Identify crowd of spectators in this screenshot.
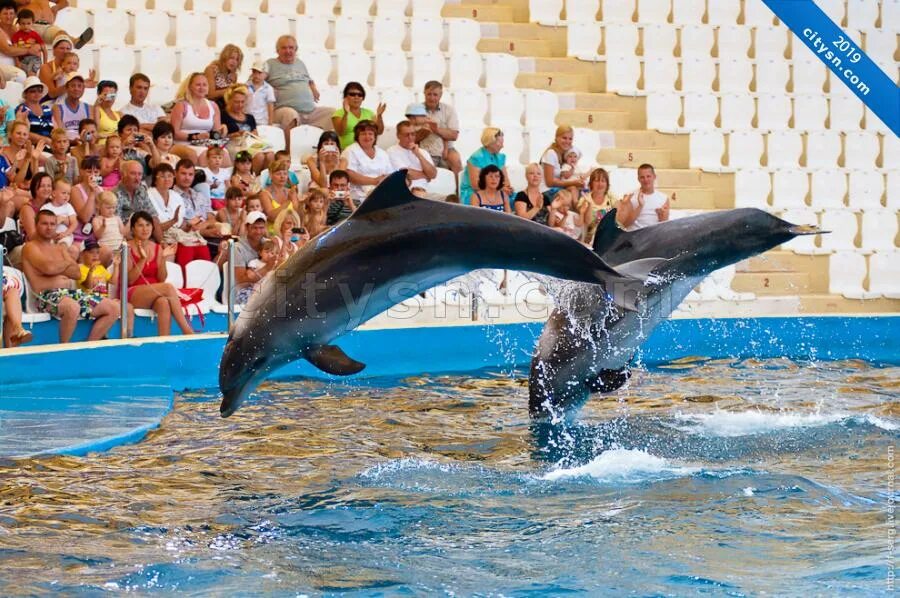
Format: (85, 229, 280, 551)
(0, 4, 673, 347)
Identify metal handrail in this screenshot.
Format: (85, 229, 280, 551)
(119, 243, 128, 339)
(0, 246, 6, 344)
(226, 239, 236, 333)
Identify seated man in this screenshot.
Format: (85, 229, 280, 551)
(265, 35, 333, 142)
(172, 158, 220, 258)
(615, 163, 670, 231)
(22, 209, 120, 343)
(230, 210, 275, 304)
(418, 82, 462, 176)
(325, 168, 354, 225)
(120, 73, 166, 133)
(387, 119, 436, 197)
(17, 0, 92, 48)
(114, 159, 160, 238)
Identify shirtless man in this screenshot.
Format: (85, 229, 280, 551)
(16, 0, 92, 48)
(22, 209, 120, 343)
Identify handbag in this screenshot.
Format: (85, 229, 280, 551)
(177, 287, 205, 327)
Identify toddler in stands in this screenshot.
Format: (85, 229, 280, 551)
(44, 128, 78, 184)
(559, 148, 587, 190)
(216, 186, 246, 237)
(202, 146, 232, 209)
(100, 135, 123, 189)
(230, 151, 261, 197)
(54, 52, 97, 97)
(247, 61, 275, 127)
(77, 239, 118, 296)
(549, 192, 584, 241)
(41, 178, 78, 256)
(11, 9, 46, 76)
(302, 188, 329, 237)
(92, 192, 126, 252)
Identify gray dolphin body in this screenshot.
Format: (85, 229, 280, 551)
(529, 208, 820, 418)
(219, 171, 647, 417)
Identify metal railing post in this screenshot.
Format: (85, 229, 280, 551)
(120, 243, 128, 339)
(0, 246, 6, 344)
(227, 240, 236, 332)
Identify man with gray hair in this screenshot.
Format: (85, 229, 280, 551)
(418, 80, 462, 176)
(264, 34, 333, 143)
(114, 160, 160, 240)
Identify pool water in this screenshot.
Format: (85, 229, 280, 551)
(0, 359, 896, 595)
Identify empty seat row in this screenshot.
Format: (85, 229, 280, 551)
(827, 251, 900, 300)
(648, 92, 896, 134)
(735, 170, 899, 212)
(776, 209, 898, 256)
(73, 0, 443, 18)
(691, 130, 897, 172)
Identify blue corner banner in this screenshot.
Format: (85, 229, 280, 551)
(762, 0, 899, 137)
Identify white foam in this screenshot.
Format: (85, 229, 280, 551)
(543, 448, 698, 483)
(742, 486, 756, 497)
(674, 410, 899, 437)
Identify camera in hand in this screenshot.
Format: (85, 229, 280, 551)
(133, 134, 145, 142)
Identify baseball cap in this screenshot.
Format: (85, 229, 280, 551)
(83, 239, 100, 251)
(244, 210, 267, 225)
(404, 103, 427, 117)
(250, 60, 267, 72)
(65, 72, 85, 84)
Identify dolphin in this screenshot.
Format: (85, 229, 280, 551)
(219, 171, 656, 417)
(528, 208, 821, 419)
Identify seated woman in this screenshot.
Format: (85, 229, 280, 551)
(513, 163, 549, 224)
(16, 75, 52, 145)
(1, 266, 32, 347)
(92, 80, 120, 144)
(471, 164, 511, 213)
(169, 72, 228, 167)
(577, 167, 616, 244)
(147, 121, 179, 169)
(203, 44, 243, 110)
(0, 120, 40, 210)
(146, 162, 209, 269)
(258, 159, 299, 225)
(339, 120, 392, 204)
(459, 127, 511, 205)
(331, 81, 385, 151)
(125, 211, 194, 337)
(305, 130, 341, 189)
(221, 84, 273, 174)
(272, 207, 303, 261)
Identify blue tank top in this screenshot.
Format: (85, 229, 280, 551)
(475, 191, 507, 212)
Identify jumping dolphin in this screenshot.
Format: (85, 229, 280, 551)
(219, 171, 655, 417)
(529, 208, 821, 419)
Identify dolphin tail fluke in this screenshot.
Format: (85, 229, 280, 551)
(305, 345, 367, 376)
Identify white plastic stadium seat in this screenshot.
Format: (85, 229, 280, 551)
(523, 90, 559, 128)
(754, 58, 789, 93)
(453, 128, 483, 162)
(411, 51, 446, 89)
(642, 55, 678, 93)
(671, 0, 704, 24)
(304, 0, 337, 16)
(483, 54, 519, 89)
(864, 29, 898, 65)
(829, 94, 865, 131)
(847, 171, 884, 211)
(779, 209, 819, 253)
(448, 52, 483, 89)
(767, 131, 803, 168)
(289, 125, 324, 163)
(256, 125, 286, 153)
(342, 0, 374, 16)
(816, 0, 846, 24)
(679, 56, 715, 92)
(501, 125, 526, 165)
(719, 94, 754, 130)
(605, 55, 640, 94)
(791, 54, 827, 93)
(132, 10, 170, 47)
(869, 252, 900, 298)
(185, 260, 223, 313)
(860, 209, 898, 253)
(334, 15, 370, 52)
(422, 167, 456, 199)
(637, 0, 671, 23)
(566, 0, 600, 22)
(603, 23, 639, 57)
(174, 11, 212, 48)
(91, 9, 130, 45)
(706, 0, 740, 25)
(178, 47, 216, 81)
(716, 25, 750, 61)
(641, 24, 677, 59)
(888, 171, 900, 209)
(215, 13, 251, 48)
(744, 0, 775, 26)
(488, 89, 525, 129)
(734, 168, 771, 209)
(843, 131, 880, 169)
(373, 51, 408, 88)
(530, 0, 563, 25)
(230, 0, 262, 15)
(804, 131, 842, 169)
(601, 0, 634, 22)
(646, 92, 682, 132)
(525, 125, 557, 162)
(446, 19, 481, 53)
(716, 58, 752, 93)
(336, 52, 371, 86)
(409, 0, 442, 17)
(5, 267, 50, 324)
(809, 169, 847, 209)
(846, 0, 879, 29)
(155, 0, 186, 9)
(192, 0, 224, 11)
(97, 48, 137, 86)
(55, 9, 90, 41)
(376, 0, 410, 17)
(409, 17, 443, 53)
(771, 170, 809, 209)
(829, 251, 878, 299)
(753, 25, 788, 60)
(574, 127, 602, 167)
(372, 17, 407, 52)
(818, 210, 858, 252)
(254, 14, 294, 47)
(756, 94, 791, 131)
(74, 0, 108, 10)
(139, 46, 178, 84)
(883, 134, 900, 170)
(689, 130, 724, 170)
(295, 15, 331, 51)
(792, 95, 828, 131)
(374, 87, 415, 126)
(726, 130, 764, 169)
(865, 107, 894, 135)
(567, 22, 602, 61)
(678, 24, 714, 59)
(451, 89, 488, 126)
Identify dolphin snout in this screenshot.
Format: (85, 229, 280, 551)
(789, 224, 825, 236)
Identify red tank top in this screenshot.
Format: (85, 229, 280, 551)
(130, 242, 160, 286)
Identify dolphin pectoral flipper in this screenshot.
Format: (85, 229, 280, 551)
(305, 345, 367, 376)
(614, 257, 667, 281)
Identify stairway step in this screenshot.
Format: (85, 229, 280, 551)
(444, 3, 515, 22)
(799, 295, 900, 313)
(658, 187, 717, 209)
(518, 72, 600, 92)
(478, 37, 556, 56)
(739, 251, 829, 274)
(732, 271, 816, 295)
(597, 147, 673, 168)
(556, 108, 630, 129)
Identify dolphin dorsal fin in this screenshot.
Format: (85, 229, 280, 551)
(351, 169, 421, 219)
(592, 208, 623, 255)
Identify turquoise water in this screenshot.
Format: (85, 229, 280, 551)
(0, 358, 896, 595)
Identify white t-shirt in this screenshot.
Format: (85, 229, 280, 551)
(623, 190, 668, 231)
(120, 102, 166, 125)
(342, 143, 393, 201)
(539, 148, 563, 192)
(147, 188, 185, 228)
(247, 81, 276, 126)
(386, 144, 435, 190)
(41, 202, 77, 235)
(201, 166, 233, 200)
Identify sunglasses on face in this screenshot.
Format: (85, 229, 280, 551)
(346, 92, 364, 98)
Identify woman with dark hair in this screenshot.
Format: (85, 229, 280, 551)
(125, 210, 194, 337)
(17, 171, 52, 241)
(331, 81, 385, 151)
(472, 164, 511, 213)
(147, 120, 179, 169)
(339, 119, 392, 203)
(69, 154, 104, 255)
(305, 130, 341, 189)
(92, 80, 121, 143)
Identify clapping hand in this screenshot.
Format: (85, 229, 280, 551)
(32, 139, 46, 160)
(162, 243, 178, 258)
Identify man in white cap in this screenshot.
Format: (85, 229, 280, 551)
(51, 71, 88, 141)
(247, 59, 275, 127)
(418, 80, 461, 177)
(120, 73, 167, 133)
(387, 118, 436, 197)
(232, 210, 272, 290)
